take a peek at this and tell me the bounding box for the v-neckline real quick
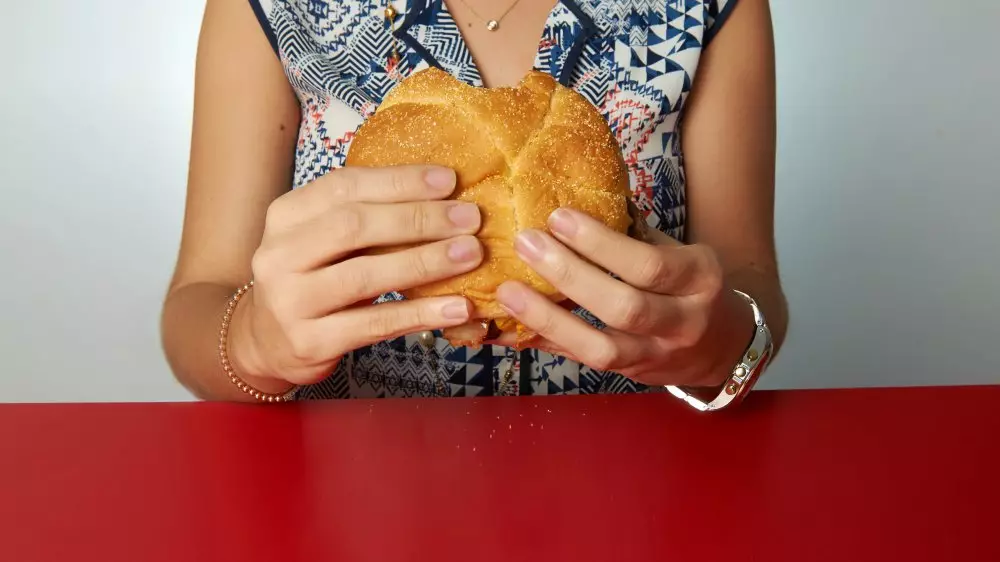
[394,0,597,88]
[438,0,562,88]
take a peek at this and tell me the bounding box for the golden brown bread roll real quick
[345,68,641,347]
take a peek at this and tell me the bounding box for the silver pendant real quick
[486,20,499,31]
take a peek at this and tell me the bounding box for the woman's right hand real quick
[228,165,483,387]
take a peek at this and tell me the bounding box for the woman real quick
[162,0,787,403]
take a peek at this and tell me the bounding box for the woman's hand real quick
[496,207,755,388]
[229,165,484,387]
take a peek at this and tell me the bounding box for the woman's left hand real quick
[495,207,754,388]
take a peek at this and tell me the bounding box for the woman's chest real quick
[442,0,559,88]
[267,0,715,230]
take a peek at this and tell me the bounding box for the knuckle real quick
[390,168,414,198]
[409,203,432,237]
[407,248,433,280]
[549,257,574,286]
[536,309,560,336]
[366,307,400,340]
[697,246,725,295]
[635,252,670,288]
[412,304,434,330]
[264,197,290,230]
[328,169,360,202]
[331,205,365,245]
[586,338,620,371]
[250,247,279,281]
[333,260,371,300]
[613,290,650,329]
[286,325,318,363]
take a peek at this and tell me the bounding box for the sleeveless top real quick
[249,0,736,399]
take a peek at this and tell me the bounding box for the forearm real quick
[161,282,295,401]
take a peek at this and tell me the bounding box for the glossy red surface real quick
[2,386,999,561]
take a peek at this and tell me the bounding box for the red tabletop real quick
[2,386,999,562]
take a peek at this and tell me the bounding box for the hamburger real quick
[345,67,644,348]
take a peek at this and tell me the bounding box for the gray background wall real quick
[1,0,998,402]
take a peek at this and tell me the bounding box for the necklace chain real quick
[452,0,525,31]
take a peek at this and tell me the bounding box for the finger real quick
[525,337,583,362]
[262,199,481,272]
[267,165,457,227]
[484,331,518,348]
[512,229,685,334]
[547,207,721,296]
[338,200,481,251]
[313,296,474,354]
[495,281,648,372]
[644,227,678,247]
[301,235,483,315]
[484,298,581,346]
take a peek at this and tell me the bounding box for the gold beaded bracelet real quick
[219,280,297,403]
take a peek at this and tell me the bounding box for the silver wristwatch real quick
[666,289,773,412]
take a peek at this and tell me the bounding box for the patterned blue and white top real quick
[249,0,737,399]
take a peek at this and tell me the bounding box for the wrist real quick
[665,288,773,412]
[690,285,757,388]
[227,287,297,396]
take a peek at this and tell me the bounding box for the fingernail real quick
[447,202,481,229]
[497,283,527,314]
[548,208,578,238]
[447,237,481,262]
[514,230,546,262]
[441,299,471,320]
[424,167,456,193]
